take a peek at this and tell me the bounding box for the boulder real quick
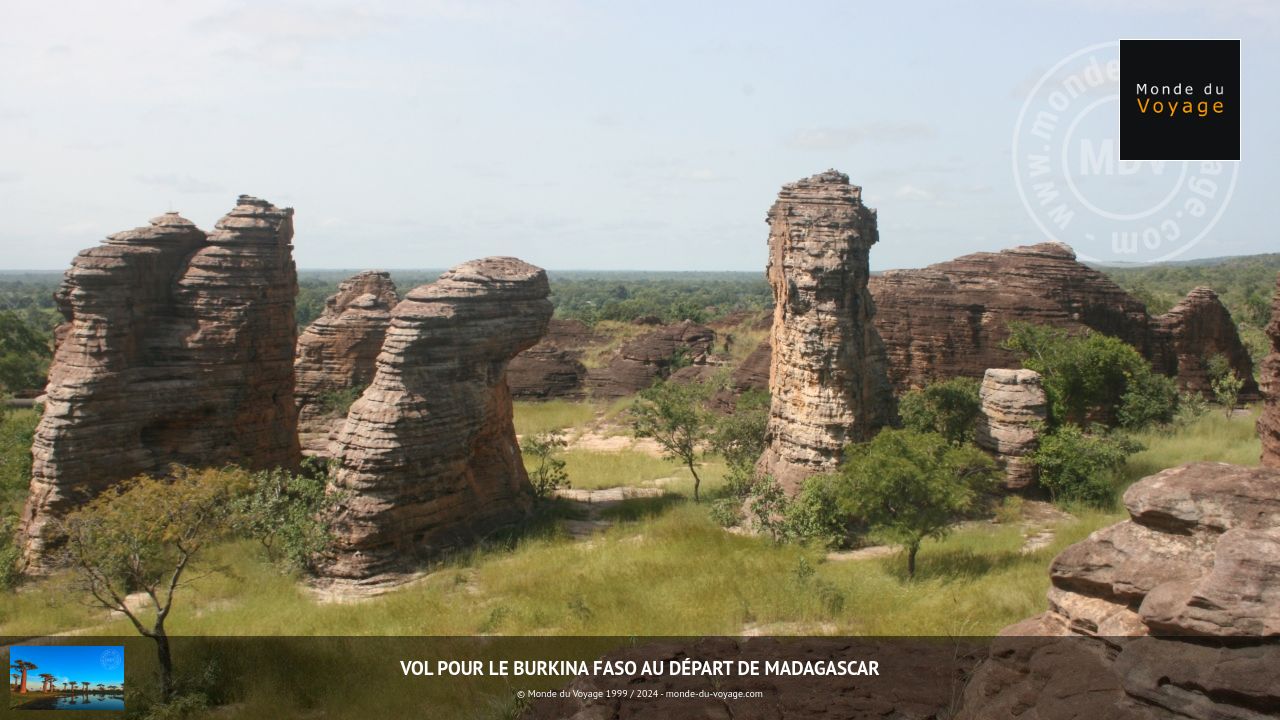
[19,197,300,572]
[507,319,596,400]
[294,271,399,455]
[1151,286,1259,400]
[975,368,1047,489]
[318,257,552,587]
[956,461,1280,720]
[584,320,716,399]
[755,170,895,494]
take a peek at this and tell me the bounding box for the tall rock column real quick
[320,257,553,588]
[975,369,1047,489]
[19,196,299,572]
[755,170,894,494]
[1259,273,1280,467]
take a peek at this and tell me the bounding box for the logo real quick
[1012,41,1238,264]
[99,647,123,671]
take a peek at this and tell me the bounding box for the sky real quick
[1,1,1276,272]
[8,646,125,688]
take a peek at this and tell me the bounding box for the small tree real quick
[898,377,982,445]
[520,431,570,499]
[11,659,35,693]
[1207,354,1244,418]
[1033,424,1140,507]
[711,389,769,496]
[59,466,248,703]
[631,380,714,501]
[837,429,996,578]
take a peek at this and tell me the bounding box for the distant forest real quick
[2,254,1278,395]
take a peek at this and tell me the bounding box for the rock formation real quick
[733,244,1259,400]
[320,257,552,587]
[1259,273,1280,467]
[755,170,894,494]
[1151,286,1259,400]
[975,369,1047,489]
[293,271,399,454]
[957,461,1280,719]
[507,319,595,400]
[584,320,716,399]
[20,196,300,571]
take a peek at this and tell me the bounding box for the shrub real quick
[0,513,21,589]
[317,386,364,418]
[898,377,982,445]
[520,431,570,499]
[782,473,846,546]
[711,389,769,497]
[232,458,342,573]
[1032,424,1141,507]
[707,498,743,528]
[836,429,997,578]
[631,380,714,501]
[1004,323,1178,429]
[1207,354,1244,418]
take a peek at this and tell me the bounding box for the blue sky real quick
[1,1,1275,271]
[9,646,125,688]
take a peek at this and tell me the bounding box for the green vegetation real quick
[316,386,364,417]
[835,430,997,577]
[548,272,771,325]
[710,389,770,496]
[898,377,982,445]
[520,432,570,499]
[1032,424,1141,506]
[0,310,51,394]
[630,381,715,501]
[512,400,603,437]
[231,460,343,574]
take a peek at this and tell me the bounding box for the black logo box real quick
[1120,39,1240,161]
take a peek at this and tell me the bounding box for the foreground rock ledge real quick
[20,196,300,572]
[755,169,894,495]
[316,257,553,589]
[957,461,1280,720]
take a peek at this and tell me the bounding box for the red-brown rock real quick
[1151,286,1259,400]
[318,257,552,588]
[20,197,300,571]
[584,320,716,399]
[507,319,596,400]
[1259,273,1280,467]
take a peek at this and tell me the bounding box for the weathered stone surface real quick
[20,197,299,571]
[584,320,716,399]
[732,245,1259,401]
[319,257,552,586]
[957,461,1280,720]
[975,368,1047,489]
[1260,273,1280,467]
[1151,286,1259,400]
[507,320,596,400]
[755,170,894,494]
[294,271,399,455]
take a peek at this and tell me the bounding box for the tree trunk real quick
[907,543,919,579]
[153,628,174,702]
[18,668,28,693]
[688,462,702,502]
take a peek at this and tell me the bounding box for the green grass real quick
[1120,405,1262,486]
[512,400,600,437]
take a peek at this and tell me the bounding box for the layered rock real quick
[755,170,894,494]
[320,257,552,586]
[584,320,716,399]
[1260,273,1280,467]
[732,245,1259,400]
[507,319,595,400]
[293,271,399,454]
[20,196,300,570]
[957,461,1280,719]
[1151,286,1259,400]
[975,369,1047,489]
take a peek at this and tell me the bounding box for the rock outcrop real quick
[320,257,552,587]
[584,320,716,400]
[1259,274,1280,467]
[507,319,595,400]
[294,271,399,455]
[1151,286,1259,400]
[732,245,1258,400]
[975,369,1047,489]
[20,197,300,571]
[755,170,894,494]
[957,461,1280,720]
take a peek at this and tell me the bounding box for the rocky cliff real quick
[294,271,399,454]
[507,319,595,400]
[755,170,894,494]
[975,369,1047,489]
[319,257,552,587]
[1151,286,1259,400]
[584,320,716,400]
[20,197,299,571]
[1259,273,1280,467]
[957,461,1280,719]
